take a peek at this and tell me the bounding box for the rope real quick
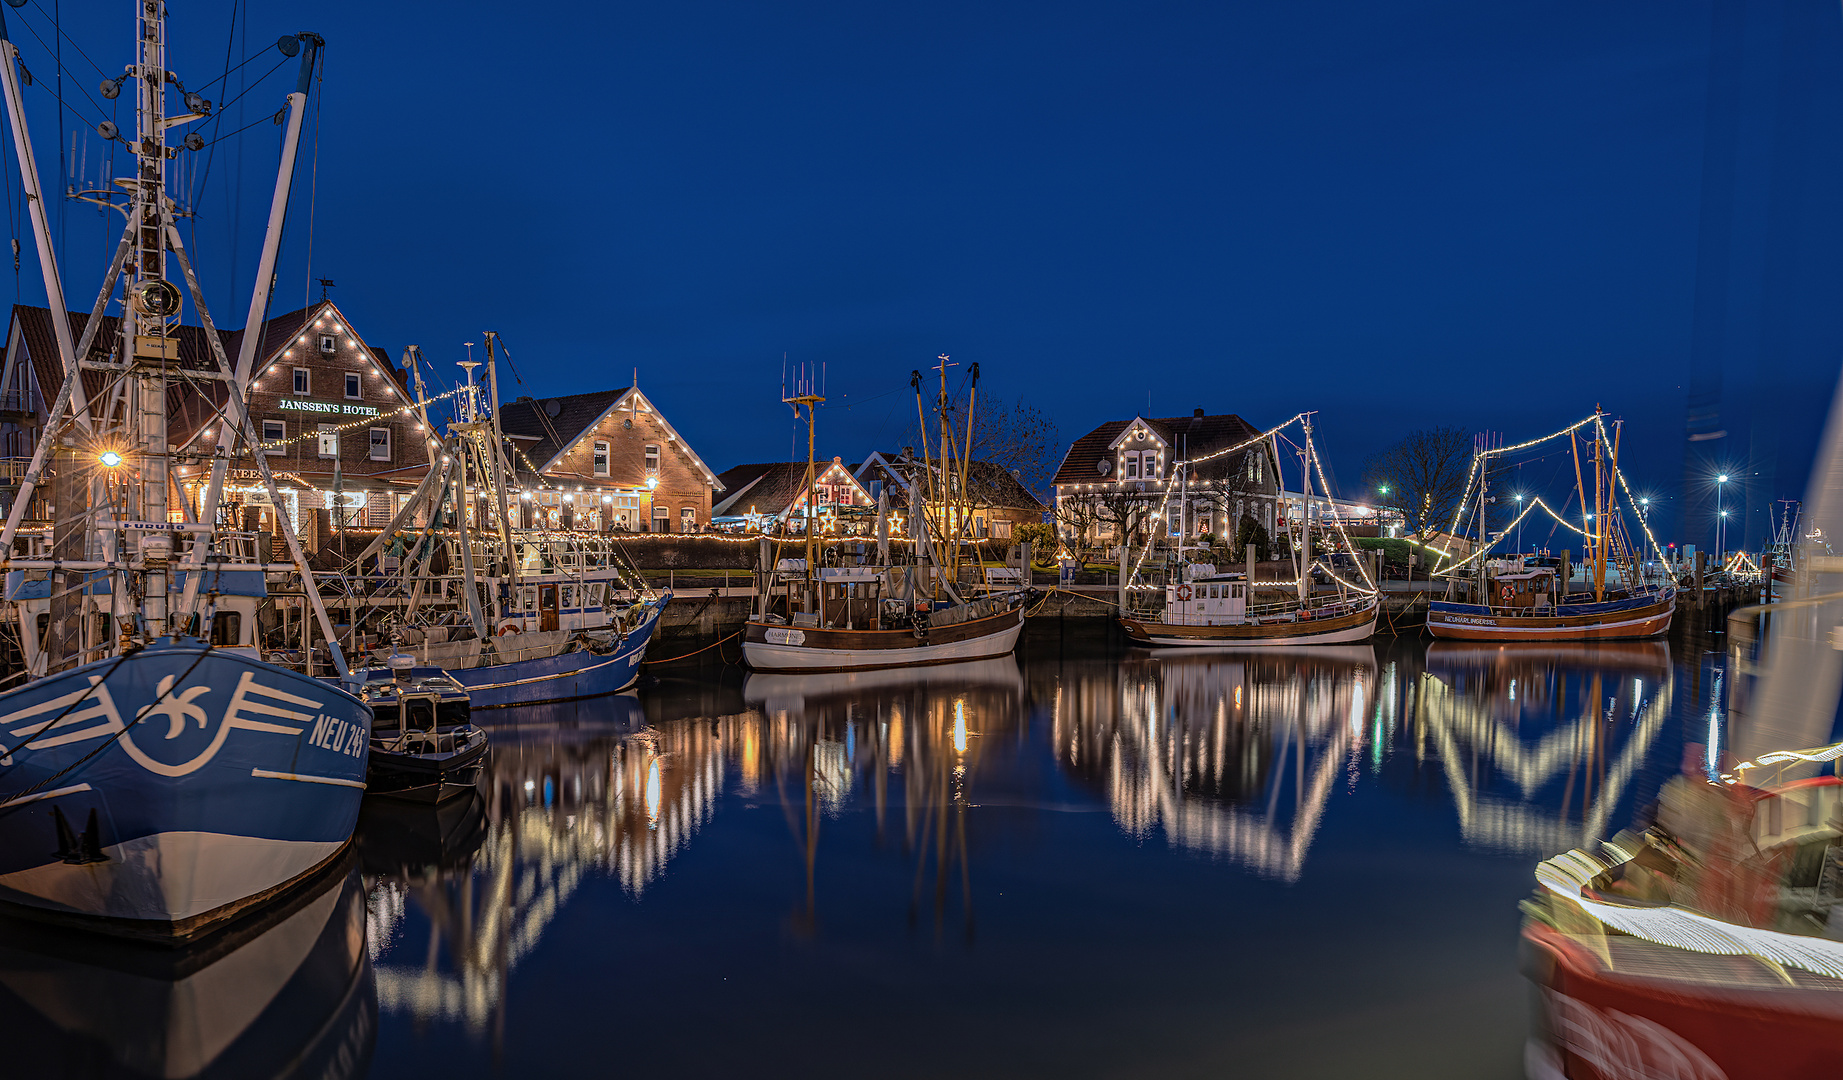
[641,630,739,665]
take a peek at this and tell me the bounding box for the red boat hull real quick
[1523,921,1843,1080]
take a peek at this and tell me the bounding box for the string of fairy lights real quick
[1430,412,1672,581]
[240,386,462,453]
[1116,412,1382,597]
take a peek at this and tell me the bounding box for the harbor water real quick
[2,629,1724,1079]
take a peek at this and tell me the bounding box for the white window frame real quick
[652,504,670,532]
[262,419,285,455]
[292,367,310,395]
[680,506,696,531]
[644,444,660,473]
[318,334,336,355]
[593,440,610,476]
[345,372,361,399]
[368,426,391,462]
[1123,453,1139,480]
[317,424,338,459]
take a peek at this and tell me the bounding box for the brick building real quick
[497,388,721,532]
[0,300,431,547]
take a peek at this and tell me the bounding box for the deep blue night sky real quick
[6,1,1843,550]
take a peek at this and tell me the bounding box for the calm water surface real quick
[3,630,1727,1079]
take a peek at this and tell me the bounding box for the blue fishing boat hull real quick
[450,597,667,708]
[0,638,373,938]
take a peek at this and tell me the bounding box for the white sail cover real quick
[1733,367,1843,768]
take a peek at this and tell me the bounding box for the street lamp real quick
[1514,493,1524,553]
[1716,474,1730,562]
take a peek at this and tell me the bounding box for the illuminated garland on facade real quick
[244,386,465,452]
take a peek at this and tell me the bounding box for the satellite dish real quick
[276,35,300,57]
[1096,459,1112,476]
[544,400,561,418]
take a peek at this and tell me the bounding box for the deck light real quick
[98,450,122,467]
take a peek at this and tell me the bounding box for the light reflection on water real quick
[0,635,1720,1078]
[346,637,1710,1077]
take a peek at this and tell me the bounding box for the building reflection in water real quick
[1044,641,1675,881]
[363,662,1029,1034]
[358,641,1680,1050]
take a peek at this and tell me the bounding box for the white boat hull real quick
[0,830,345,923]
[741,620,1024,672]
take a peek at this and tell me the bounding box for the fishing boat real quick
[1519,390,1843,1078]
[337,340,669,706]
[1427,412,1675,642]
[346,657,485,803]
[0,14,375,939]
[741,358,1034,673]
[1118,413,1381,647]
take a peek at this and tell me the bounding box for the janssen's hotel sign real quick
[278,398,380,417]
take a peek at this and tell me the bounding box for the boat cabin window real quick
[211,612,241,647]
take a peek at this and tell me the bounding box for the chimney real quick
[1193,408,1205,418]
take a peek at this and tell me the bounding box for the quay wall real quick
[647,578,1761,667]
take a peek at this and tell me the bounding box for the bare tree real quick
[1363,426,1472,539]
[906,394,1061,500]
[1055,493,1103,560]
[1095,487,1155,552]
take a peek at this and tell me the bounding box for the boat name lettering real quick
[1441,616,1498,626]
[277,398,379,416]
[307,712,366,757]
[765,628,805,646]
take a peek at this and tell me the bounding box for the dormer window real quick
[1123,453,1139,480]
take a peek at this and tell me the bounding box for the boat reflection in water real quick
[1046,640,1676,881]
[744,658,1027,932]
[0,850,375,1079]
[363,661,1031,1036]
[1055,646,1377,881]
[1419,642,1675,855]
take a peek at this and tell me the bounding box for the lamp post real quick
[1514,493,1524,553]
[1716,474,1730,563]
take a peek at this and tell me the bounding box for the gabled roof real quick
[1053,411,1267,487]
[1107,415,1176,450]
[712,460,868,518]
[858,451,1045,513]
[498,389,630,470]
[9,300,417,442]
[497,386,721,490]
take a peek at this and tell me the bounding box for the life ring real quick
[1499,584,1514,602]
[1175,584,1193,602]
[496,622,522,636]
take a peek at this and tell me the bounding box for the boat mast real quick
[1297,415,1313,607]
[1593,407,1607,602]
[1568,425,1587,600]
[785,375,823,614]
